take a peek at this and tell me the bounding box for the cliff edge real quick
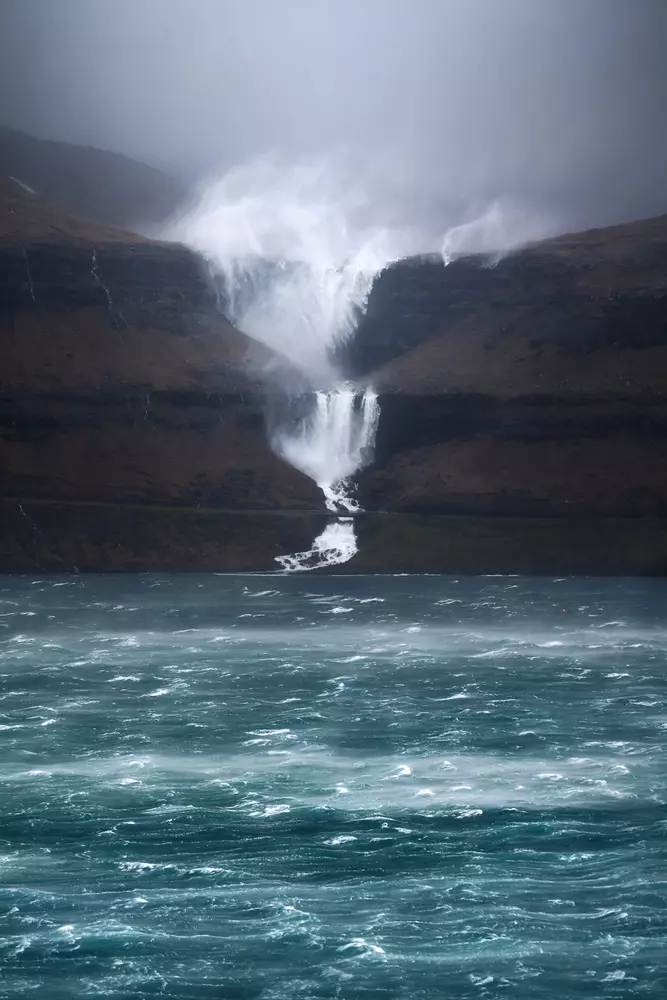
[341,216,667,573]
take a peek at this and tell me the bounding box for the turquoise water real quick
[1,574,666,998]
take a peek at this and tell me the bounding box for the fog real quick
[1,0,666,236]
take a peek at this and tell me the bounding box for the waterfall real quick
[274,387,379,512]
[274,387,379,571]
[165,160,393,571]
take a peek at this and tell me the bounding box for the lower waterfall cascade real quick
[274,387,379,571]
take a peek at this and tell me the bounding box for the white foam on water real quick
[166,158,403,382]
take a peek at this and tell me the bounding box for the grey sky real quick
[1,0,666,232]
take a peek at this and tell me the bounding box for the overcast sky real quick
[1,0,666,232]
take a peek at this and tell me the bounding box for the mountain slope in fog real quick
[0,127,187,232]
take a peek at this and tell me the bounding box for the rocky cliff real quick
[341,218,667,573]
[346,215,667,378]
[3,170,667,574]
[0,179,324,571]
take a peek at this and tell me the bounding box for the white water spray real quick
[440,199,558,263]
[167,159,401,382]
[167,159,393,570]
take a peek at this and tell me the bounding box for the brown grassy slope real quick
[359,437,667,516]
[0,414,321,511]
[532,213,667,291]
[373,304,667,399]
[0,176,158,245]
[3,304,282,395]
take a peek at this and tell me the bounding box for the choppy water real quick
[1,574,666,998]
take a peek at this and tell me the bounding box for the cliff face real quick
[347,215,667,377]
[4,170,667,574]
[351,217,667,544]
[0,180,322,570]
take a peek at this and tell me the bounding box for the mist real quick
[1,0,666,238]
[166,157,409,379]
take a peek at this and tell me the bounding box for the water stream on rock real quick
[167,163,394,570]
[273,387,379,571]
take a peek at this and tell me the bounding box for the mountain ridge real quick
[0,126,188,233]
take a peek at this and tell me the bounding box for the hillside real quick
[347,214,667,382]
[353,214,667,536]
[0,178,274,392]
[0,127,187,232]
[0,181,323,570]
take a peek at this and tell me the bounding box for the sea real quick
[1,573,666,998]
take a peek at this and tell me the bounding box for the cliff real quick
[4,168,667,574]
[345,217,667,560]
[0,179,323,570]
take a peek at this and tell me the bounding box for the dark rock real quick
[0,499,327,573]
[5,163,667,573]
[344,215,667,377]
[352,215,667,531]
[347,514,667,576]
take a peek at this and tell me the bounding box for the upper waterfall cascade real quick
[166,161,397,569]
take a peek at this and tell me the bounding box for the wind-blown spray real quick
[168,158,401,383]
